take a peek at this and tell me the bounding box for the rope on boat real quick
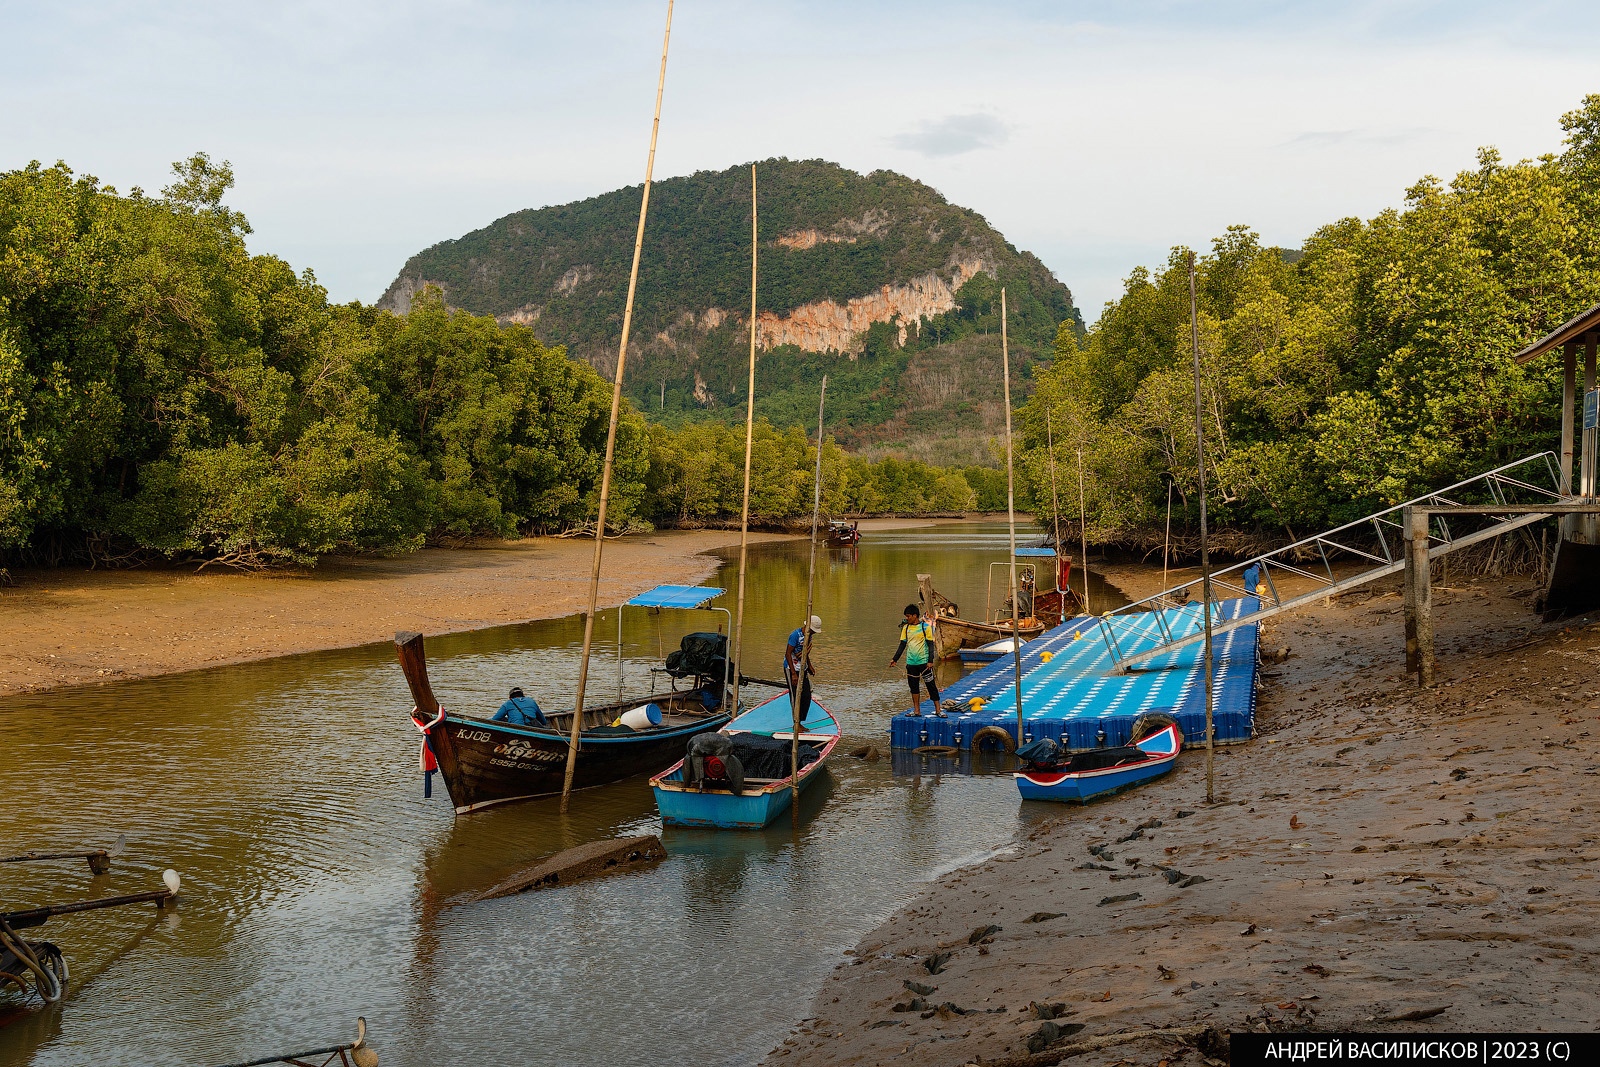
[0,916,66,1003]
[411,706,445,799]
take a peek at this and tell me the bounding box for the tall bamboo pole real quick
[1045,410,1063,596]
[1001,289,1024,744]
[1162,478,1174,594]
[1076,450,1090,616]
[731,164,758,718]
[795,376,828,828]
[561,0,674,813]
[1187,251,1216,803]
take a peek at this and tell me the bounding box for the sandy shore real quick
[0,518,975,697]
[768,572,1600,1065]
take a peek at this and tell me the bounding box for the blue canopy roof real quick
[1015,547,1057,557]
[625,584,726,609]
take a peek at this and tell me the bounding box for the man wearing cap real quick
[785,615,820,718]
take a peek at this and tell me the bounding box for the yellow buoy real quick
[1040,651,1054,663]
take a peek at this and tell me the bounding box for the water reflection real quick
[0,522,1128,1067]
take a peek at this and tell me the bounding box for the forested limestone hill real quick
[379,159,1082,463]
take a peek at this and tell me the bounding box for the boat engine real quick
[684,732,745,795]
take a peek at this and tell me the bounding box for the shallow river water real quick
[1,522,1129,1067]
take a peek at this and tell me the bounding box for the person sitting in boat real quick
[785,616,821,717]
[491,687,547,727]
[890,604,943,718]
[1015,570,1035,619]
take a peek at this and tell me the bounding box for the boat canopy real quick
[1015,547,1056,557]
[625,585,726,609]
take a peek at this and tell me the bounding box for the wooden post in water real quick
[731,163,758,718]
[562,0,674,814]
[1403,506,1434,687]
[795,376,828,827]
[1186,251,1216,804]
[1000,289,1024,745]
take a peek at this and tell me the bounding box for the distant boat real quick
[1014,720,1182,803]
[825,520,860,546]
[395,585,739,815]
[650,691,839,829]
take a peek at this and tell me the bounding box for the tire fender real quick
[969,725,1016,753]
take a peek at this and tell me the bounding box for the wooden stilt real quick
[1562,341,1576,496]
[561,0,674,813]
[1403,506,1434,687]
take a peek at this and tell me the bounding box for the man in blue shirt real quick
[491,686,547,726]
[784,616,821,721]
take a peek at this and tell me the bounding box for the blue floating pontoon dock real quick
[890,598,1260,751]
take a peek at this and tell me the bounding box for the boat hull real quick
[933,615,1045,660]
[420,699,731,814]
[1014,724,1181,803]
[651,693,840,829]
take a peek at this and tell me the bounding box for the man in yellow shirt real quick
[889,603,943,717]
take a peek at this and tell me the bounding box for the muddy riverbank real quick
[768,575,1600,1065]
[0,529,802,696]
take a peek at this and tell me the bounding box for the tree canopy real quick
[0,156,996,569]
[1019,96,1600,549]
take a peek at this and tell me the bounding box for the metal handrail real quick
[1094,451,1562,669]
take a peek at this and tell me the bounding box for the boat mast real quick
[1187,250,1216,803]
[796,376,828,827]
[731,164,758,718]
[1001,289,1024,744]
[561,0,674,814]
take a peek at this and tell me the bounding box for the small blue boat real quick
[1014,722,1182,803]
[651,692,840,829]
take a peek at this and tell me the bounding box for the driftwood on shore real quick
[965,1026,1213,1067]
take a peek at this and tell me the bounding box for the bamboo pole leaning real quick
[1076,450,1091,616]
[795,376,828,827]
[561,0,674,813]
[731,163,758,718]
[1045,410,1063,600]
[1186,250,1216,804]
[1000,289,1024,744]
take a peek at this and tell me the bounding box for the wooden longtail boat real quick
[1014,721,1182,803]
[650,692,839,829]
[917,573,1045,659]
[396,588,738,815]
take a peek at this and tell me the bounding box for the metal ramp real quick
[1096,452,1563,672]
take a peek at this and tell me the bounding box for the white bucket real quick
[618,703,663,730]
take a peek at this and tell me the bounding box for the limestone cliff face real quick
[755,257,986,353]
[378,275,447,315]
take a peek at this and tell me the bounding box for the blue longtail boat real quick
[1014,721,1182,803]
[650,691,839,829]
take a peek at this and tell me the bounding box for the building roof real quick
[1514,302,1600,364]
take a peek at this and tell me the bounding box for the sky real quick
[4,1,1598,321]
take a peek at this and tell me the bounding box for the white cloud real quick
[891,114,1009,157]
